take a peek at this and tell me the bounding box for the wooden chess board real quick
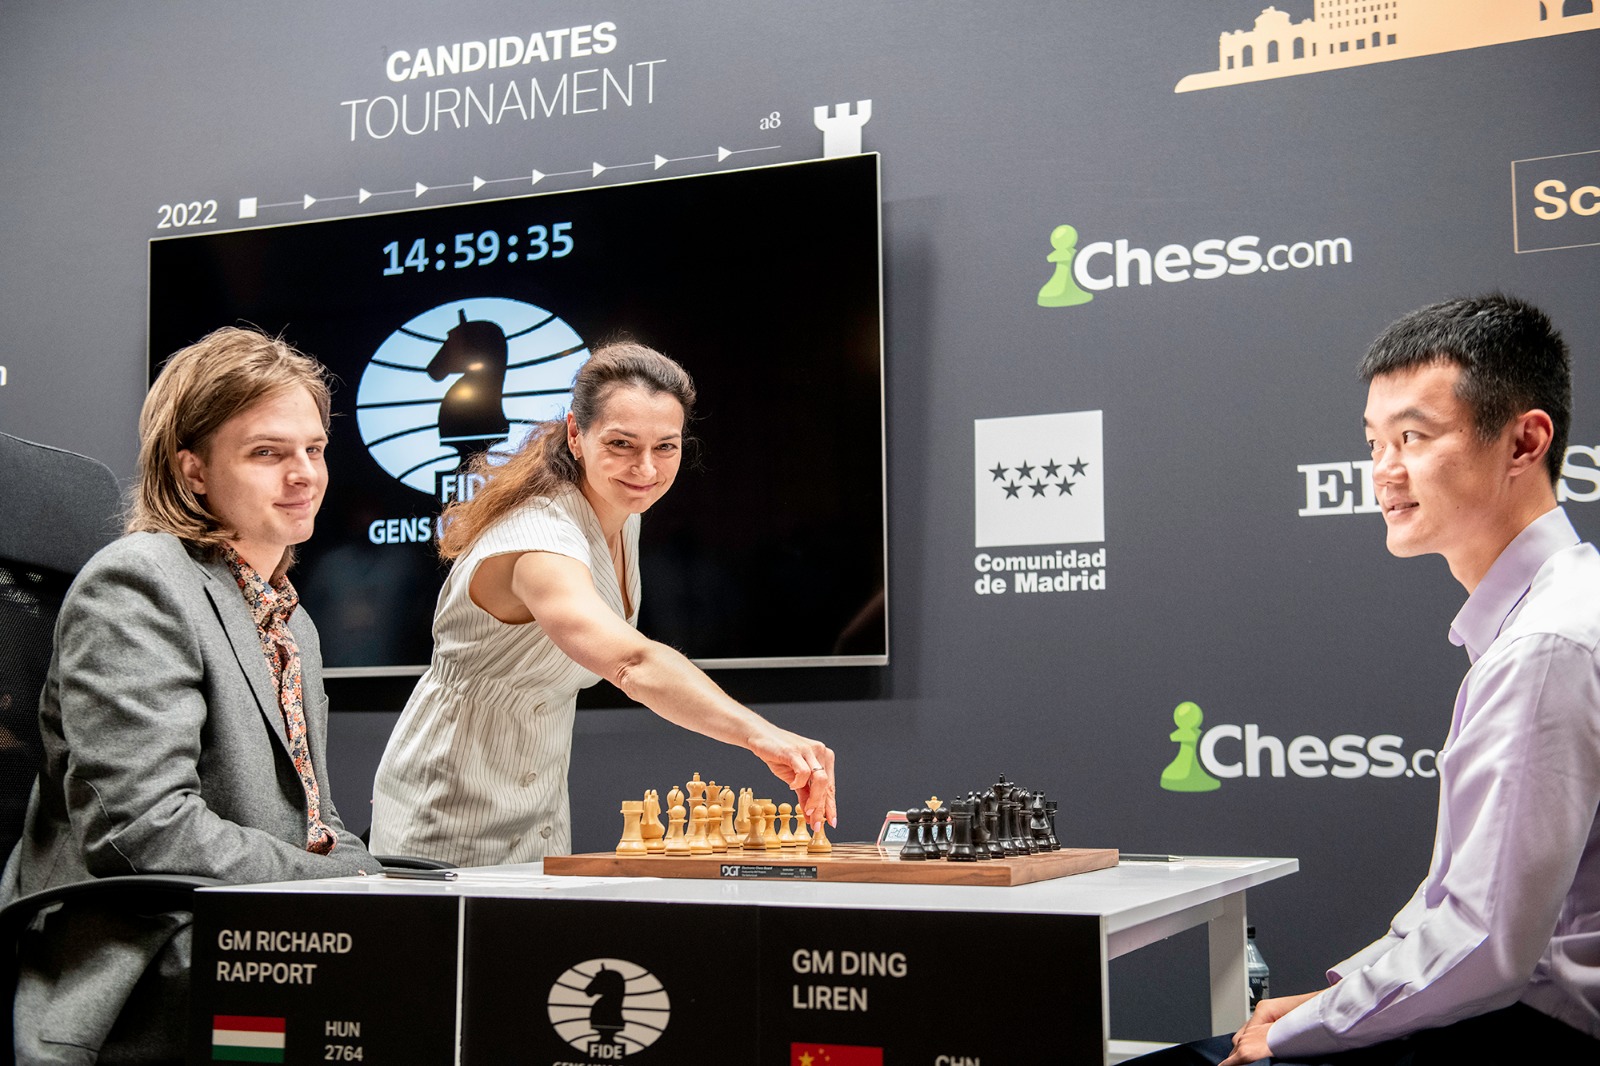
[545,843,1119,887]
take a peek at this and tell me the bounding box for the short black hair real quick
[1359,294,1571,484]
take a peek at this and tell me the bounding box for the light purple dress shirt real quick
[1270,507,1600,1055]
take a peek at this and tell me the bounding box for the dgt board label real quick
[719,863,820,880]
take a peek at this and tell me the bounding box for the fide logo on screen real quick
[546,958,671,1059]
[972,410,1107,596]
[355,297,590,544]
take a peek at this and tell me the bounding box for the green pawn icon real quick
[1160,701,1221,793]
[1036,224,1094,307]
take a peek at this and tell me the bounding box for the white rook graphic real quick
[813,100,872,158]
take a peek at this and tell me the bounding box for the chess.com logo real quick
[547,958,671,1059]
[973,410,1107,595]
[1036,223,1353,307]
[1159,701,1436,793]
[357,296,589,490]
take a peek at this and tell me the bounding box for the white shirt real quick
[368,490,640,867]
[1272,507,1600,1054]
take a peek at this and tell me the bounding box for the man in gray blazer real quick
[2,328,382,1064]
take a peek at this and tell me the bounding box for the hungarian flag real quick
[791,1043,883,1066]
[212,1016,287,1063]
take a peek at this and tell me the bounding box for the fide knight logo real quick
[547,958,671,1059]
[356,297,590,500]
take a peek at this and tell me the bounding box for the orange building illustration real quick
[1177,1,1600,92]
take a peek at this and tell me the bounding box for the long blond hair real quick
[438,342,695,559]
[128,327,331,549]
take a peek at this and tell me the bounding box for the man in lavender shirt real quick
[1139,294,1600,1064]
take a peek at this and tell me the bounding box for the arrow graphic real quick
[235,140,787,218]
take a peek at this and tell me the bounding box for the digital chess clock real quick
[381,221,573,275]
[876,810,909,846]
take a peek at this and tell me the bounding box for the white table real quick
[197,854,1296,1064]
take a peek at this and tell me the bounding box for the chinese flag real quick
[790,1043,884,1066]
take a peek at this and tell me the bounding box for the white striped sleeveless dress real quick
[368,489,640,866]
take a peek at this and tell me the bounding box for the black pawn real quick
[933,806,952,857]
[1045,800,1061,849]
[922,807,943,856]
[899,807,928,860]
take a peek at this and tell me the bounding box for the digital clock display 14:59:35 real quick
[382,222,574,275]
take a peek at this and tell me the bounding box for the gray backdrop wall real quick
[3,0,1598,1045]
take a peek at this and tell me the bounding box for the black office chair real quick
[0,433,221,1062]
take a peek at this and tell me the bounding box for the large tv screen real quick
[148,154,886,674]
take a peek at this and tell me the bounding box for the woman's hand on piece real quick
[748,726,836,830]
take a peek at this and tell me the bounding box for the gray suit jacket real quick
[1,532,381,1064]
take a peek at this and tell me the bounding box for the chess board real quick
[545,843,1119,887]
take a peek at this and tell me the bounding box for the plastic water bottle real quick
[1246,925,1271,1010]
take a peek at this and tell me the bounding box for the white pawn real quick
[664,803,690,856]
[777,802,796,846]
[688,803,713,854]
[708,802,728,852]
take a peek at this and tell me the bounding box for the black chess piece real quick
[899,807,928,860]
[1030,792,1053,850]
[993,775,1025,856]
[947,802,977,862]
[998,797,1021,857]
[1018,790,1039,854]
[933,806,951,857]
[1045,799,1061,849]
[968,795,992,860]
[1017,796,1036,854]
[981,790,1004,859]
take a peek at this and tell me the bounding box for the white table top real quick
[206,855,1298,942]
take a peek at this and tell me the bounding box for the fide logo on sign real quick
[356,297,590,499]
[973,410,1108,596]
[547,958,671,1059]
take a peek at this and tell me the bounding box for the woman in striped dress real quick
[368,342,837,867]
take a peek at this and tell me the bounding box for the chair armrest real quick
[0,874,224,937]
